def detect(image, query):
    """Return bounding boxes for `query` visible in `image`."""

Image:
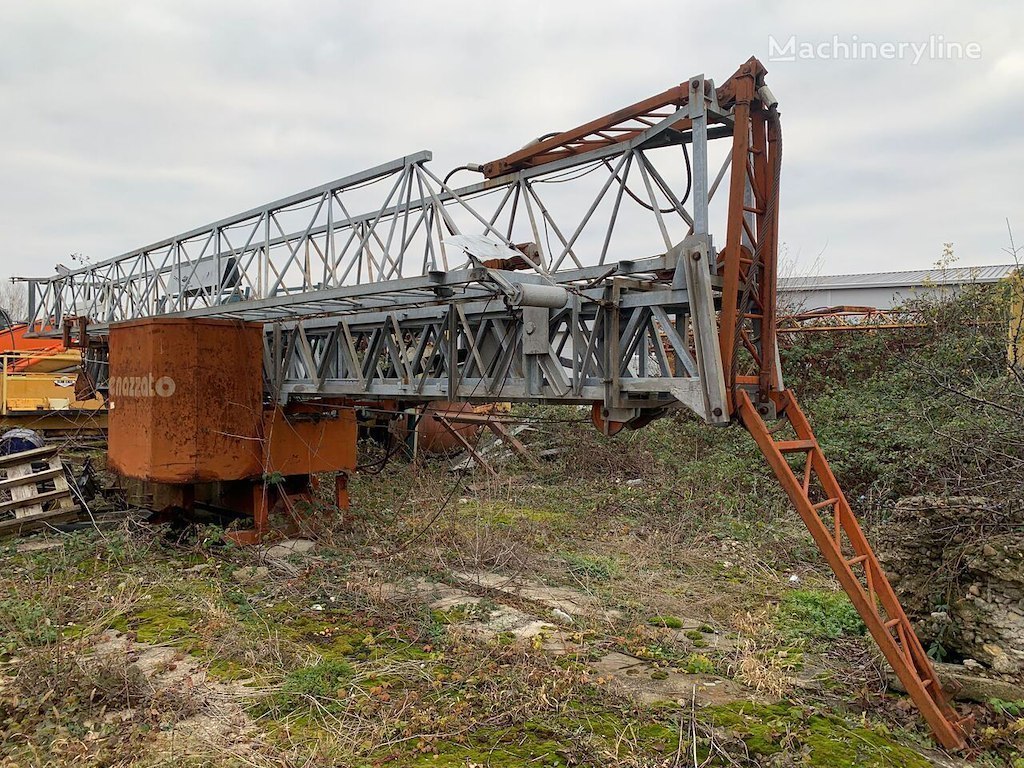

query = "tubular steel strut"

[19,56,968,748]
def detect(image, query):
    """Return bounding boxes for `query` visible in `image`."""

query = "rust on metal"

[416,402,511,455]
[481,57,767,179]
[778,305,928,333]
[32,57,974,748]
[263,402,357,476]
[424,408,540,472]
[107,318,265,483]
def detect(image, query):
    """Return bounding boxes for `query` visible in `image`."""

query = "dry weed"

[727,612,796,699]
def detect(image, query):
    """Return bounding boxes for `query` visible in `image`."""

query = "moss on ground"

[112,600,199,645]
[280,607,433,665]
[107,594,250,680]
[705,702,932,768]
[391,706,679,767]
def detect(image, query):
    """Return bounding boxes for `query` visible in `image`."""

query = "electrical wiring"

[378,295,530,556]
[601,143,692,214]
[533,159,606,184]
[442,165,481,187]
[300,400,588,426]
[355,412,422,473]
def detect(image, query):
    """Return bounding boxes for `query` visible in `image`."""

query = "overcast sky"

[1,1,1021,282]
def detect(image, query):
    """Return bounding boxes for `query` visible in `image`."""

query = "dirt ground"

[1,417,1021,767]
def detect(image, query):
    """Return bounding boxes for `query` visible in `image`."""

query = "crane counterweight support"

[18,56,969,749]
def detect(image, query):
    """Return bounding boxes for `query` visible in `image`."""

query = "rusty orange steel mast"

[480,57,968,750]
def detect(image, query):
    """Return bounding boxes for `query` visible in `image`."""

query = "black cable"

[381,295,507,556]
[533,160,605,184]
[389,458,468,555]
[442,165,481,187]
[601,144,693,214]
[356,412,423,473]
[680,142,693,206]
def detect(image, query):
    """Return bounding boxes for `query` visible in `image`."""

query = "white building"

[778,264,1017,311]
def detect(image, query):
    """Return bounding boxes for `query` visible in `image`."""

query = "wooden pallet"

[0,445,79,538]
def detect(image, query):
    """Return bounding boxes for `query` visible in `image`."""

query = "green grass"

[281,659,354,699]
[0,597,60,654]
[777,589,865,641]
[563,552,618,581]
[4,283,1020,765]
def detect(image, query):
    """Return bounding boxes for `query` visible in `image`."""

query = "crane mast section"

[19,60,764,427]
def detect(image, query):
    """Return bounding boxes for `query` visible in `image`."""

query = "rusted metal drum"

[417,401,509,455]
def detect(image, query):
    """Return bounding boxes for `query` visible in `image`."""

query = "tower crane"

[18,57,970,749]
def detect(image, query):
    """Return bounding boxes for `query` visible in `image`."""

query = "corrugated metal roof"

[779,264,1018,291]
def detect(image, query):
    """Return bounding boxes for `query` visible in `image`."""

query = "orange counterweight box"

[108,318,356,541]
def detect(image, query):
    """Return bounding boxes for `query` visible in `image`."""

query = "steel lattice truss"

[22,61,770,426]
[264,246,721,417]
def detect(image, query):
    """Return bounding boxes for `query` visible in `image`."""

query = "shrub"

[777,590,865,641]
[783,283,1023,504]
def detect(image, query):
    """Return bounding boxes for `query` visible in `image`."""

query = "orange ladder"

[737,388,970,750]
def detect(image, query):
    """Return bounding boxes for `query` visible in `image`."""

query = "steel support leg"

[737,389,970,750]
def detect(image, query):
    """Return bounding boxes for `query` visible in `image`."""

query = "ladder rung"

[775,439,816,454]
[884,617,901,629]
[813,496,839,511]
[846,554,869,568]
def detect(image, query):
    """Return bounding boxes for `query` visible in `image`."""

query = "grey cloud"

[0,0,1021,279]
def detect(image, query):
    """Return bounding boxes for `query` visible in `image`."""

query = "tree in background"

[0,281,28,326]
[1006,224,1023,378]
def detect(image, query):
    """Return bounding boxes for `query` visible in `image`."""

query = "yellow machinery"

[0,349,106,432]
